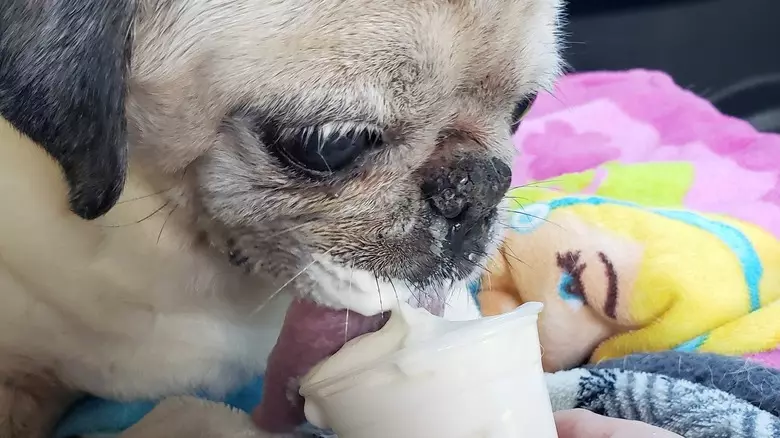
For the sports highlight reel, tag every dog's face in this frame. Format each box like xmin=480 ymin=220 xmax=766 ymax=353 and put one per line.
xmin=1 ymin=0 xmax=562 ymax=308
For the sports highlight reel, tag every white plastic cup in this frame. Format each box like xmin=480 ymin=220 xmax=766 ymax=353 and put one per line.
xmin=300 ymin=302 xmax=557 ymax=438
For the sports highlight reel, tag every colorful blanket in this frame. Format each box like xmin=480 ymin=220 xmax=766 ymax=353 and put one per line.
xmin=58 ymin=70 xmax=780 ymax=438
xmin=58 ymin=353 xmax=780 ymax=438
xmin=476 ymin=69 xmax=780 ymax=371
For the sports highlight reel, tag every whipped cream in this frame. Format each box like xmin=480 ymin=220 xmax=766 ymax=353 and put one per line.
xmin=300 ymin=301 xmax=557 ymax=438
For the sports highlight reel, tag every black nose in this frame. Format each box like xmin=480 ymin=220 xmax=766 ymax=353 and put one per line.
xmin=421 ymin=156 xmax=512 ymax=225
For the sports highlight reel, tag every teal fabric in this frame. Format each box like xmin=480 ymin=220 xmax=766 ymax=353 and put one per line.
xmin=54 ymin=376 xmax=264 ymax=438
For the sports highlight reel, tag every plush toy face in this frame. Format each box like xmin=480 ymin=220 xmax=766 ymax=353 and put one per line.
xmin=479 ymin=188 xmax=780 ymax=371
xmin=479 ymin=205 xmax=644 ymax=371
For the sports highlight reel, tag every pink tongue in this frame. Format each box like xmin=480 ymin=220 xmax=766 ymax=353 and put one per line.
xmin=251 ymin=298 xmax=390 ymax=434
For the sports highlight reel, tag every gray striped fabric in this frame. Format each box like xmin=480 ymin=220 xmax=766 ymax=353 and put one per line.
xmin=300 ymin=360 xmax=780 ymax=437
xmin=546 ymin=368 xmax=780 ymax=438
xmin=591 ymin=352 xmax=780 ymax=418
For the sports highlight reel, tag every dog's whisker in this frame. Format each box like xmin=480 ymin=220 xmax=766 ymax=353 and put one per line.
xmin=374 ymin=275 xmax=384 ymax=312
xmin=251 ymin=247 xmax=334 ymax=315
xmin=346 ymin=261 xmax=355 ymax=343
xmin=484 ymin=273 xmax=494 ymax=305
xmin=266 ymin=221 xmax=311 ymax=239
xmin=432 ymin=281 xmax=446 ymax=306
xmin=462 ymin=256 xmax=492 ymax=276
xmin=99 ymin=201 xmax=171 ymax=228
xmin=389 ymin=278 xmax=402 ymax=309
xmin=529 ymin=79 xmax=566 ymax=105
xmin=502 ymin=195 xmax=534 ymax=203
xmin=116 ymin=168 xmax=188 ymax=207
xmin=497 ymin=207 xmax=550 ymax=221
xmin=502 ymin=246 xmax=530 ymax=267
xmin=116 ymin=187 xmax=175 ymax=205
xmin=472 ymin=262 xmax=493 ymax=276
xmin=497 ymin=211 xmax=561 ymax=229
xmin=515 ymin=179 xmax=561 ymax=187
xmin=157 ymin=205 xmax=178 ymax=244
xmin=344 ymin=308 xmax=350 ymax=344
xmin=509 ymin=179 xmax=565 ymax=190
xmin=443 ymin=279 xmax=457 ymax=308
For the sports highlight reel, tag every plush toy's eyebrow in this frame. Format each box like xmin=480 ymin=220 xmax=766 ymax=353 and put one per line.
xmin=598 ymin=252 xmax=619 ymax=319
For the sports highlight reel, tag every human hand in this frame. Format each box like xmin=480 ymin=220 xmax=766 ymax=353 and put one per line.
xmin=554 ymin=409 xmax=683 ymax=438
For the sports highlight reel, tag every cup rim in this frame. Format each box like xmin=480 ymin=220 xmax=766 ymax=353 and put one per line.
xmin=300 ymin=301 xmax=544 ymax=397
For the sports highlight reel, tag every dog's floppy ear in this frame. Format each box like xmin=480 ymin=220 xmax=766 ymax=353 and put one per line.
xmin=0 ymin=0 xmax=135 ymax=220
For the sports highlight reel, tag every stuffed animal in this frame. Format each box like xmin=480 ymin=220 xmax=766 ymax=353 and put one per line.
xmin=475 ymin=172 xmax=780 ymax=372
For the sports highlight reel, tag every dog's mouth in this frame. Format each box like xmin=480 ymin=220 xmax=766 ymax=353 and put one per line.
xmin=251 ymin=295 xmax=445 ymax=434
xmin=247 ymin=204 xmax=504 ymax=433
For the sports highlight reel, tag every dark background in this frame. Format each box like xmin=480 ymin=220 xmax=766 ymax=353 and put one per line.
xmin=564 ymin=0 xmax=780 ymax=132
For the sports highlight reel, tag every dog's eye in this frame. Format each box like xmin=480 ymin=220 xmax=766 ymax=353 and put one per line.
xmin=510 ymin=93 xmax=538 ymax=134
xmin=272 ymin=125 xmax=383 ymax=173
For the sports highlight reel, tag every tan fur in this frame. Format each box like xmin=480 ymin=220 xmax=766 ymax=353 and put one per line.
xmin=0 ymin=119 xmax=290 ymax=436
xmin=0 ymin=0 xmax=562 ymax=435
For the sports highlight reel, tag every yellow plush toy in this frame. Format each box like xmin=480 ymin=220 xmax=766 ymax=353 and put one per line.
xmin=476 ymin=183 xmax=780 ymax=372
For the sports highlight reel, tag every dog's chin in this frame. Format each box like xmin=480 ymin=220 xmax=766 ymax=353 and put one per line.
xmin=305 ymin=207 xmax=507 ymax=317
xmin=253 ymin=206 xmax=508 ymax=433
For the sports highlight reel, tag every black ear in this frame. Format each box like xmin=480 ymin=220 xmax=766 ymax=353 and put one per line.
xmin=0 ymin=0 xmax=135 ymax=219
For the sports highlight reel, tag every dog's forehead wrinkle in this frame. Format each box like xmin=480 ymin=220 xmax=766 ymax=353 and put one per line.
xmin=132 ymin=0 xmax=559 ymax=130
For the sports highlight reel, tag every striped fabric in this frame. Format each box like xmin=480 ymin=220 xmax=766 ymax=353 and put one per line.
xmin=547 ymin=368 xmax=780 ymax=438
xmin=297 ymin=354 xmax=780 ymax=438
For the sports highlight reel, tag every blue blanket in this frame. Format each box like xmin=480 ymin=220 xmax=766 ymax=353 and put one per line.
xmin=55 ymin=352 xmax=780 ymax=438
xmin=55 ymin=377 xmax=264 ymax=438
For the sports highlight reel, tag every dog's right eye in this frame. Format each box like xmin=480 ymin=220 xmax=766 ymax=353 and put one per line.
xmin=510 ymin=93 xmax=538 ymax=134
xmin=267 ymin=124 xmax=383 ymax=174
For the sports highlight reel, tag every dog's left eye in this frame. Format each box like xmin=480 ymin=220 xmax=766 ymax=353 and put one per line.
xmin=510 ymin=93 xmax=538 ymax=134
xmin=272 ymin=125 xmax=383 ymax=173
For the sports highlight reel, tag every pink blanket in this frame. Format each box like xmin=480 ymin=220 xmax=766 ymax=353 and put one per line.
xmin=512 ymin=69 xmax=780 ymax=368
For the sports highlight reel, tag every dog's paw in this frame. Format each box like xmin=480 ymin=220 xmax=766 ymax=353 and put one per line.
xmin=120 ymin=396 xmax=266 ymax=438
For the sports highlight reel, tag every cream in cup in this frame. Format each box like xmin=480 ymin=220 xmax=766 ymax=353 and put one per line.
xmin=299 ymin=301 xmax=556 ymax=438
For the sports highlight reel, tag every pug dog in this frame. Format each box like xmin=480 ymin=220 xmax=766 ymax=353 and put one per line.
xmin=0 ymin=0 xmax=563 ymax=436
